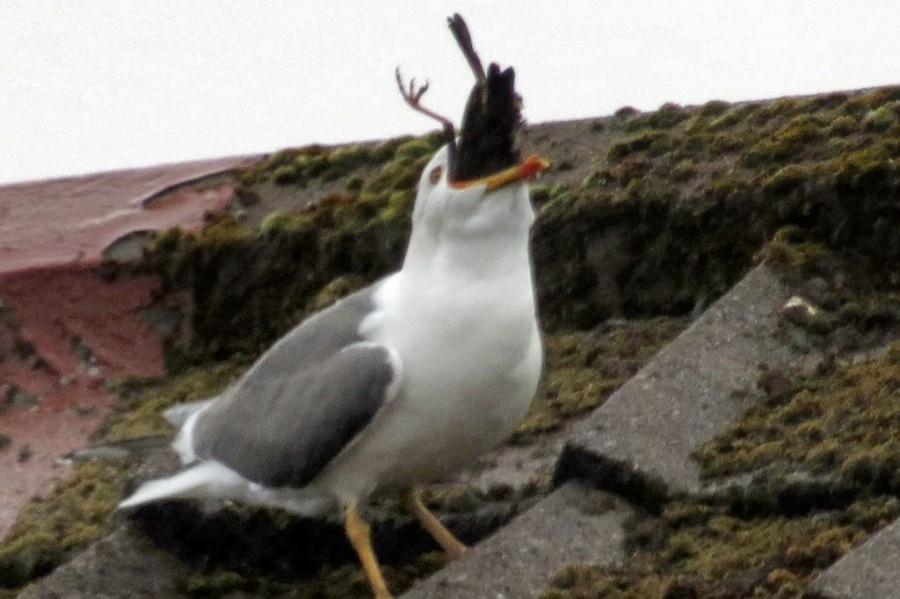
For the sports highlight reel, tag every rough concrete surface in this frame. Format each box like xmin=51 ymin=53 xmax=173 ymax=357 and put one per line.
xmin=557 ymin=264 xmax=795 ymax=505
xmin=14 ymin=450 xmax=187 ymax=598
xmin=17 ymin=526 xmax=189 ymax=599
xmin=806 ymin=517 xmax=900 ymax=599
xmin=403 ymin=482 xmax=632 ymax=599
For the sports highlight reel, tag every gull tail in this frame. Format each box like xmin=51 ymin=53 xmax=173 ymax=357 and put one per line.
xmin=118 ymin=461 xmax=245 ymax=510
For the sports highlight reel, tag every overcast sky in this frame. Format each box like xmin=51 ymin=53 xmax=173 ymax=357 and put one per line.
xmin=2 ymin=1 xmax=897 ymax=185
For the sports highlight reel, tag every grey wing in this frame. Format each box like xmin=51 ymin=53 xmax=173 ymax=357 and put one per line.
xmin=166 ymin=280 xmax=381 ymax=428
xmin=192 ymin=341 xmax=399 ymax=488
xmin=239 ymin=279 xmax=382 ymax=378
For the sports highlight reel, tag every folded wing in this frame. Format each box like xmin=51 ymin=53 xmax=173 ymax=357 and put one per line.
xmin=192 ymin=340 xmax=398 ymax=488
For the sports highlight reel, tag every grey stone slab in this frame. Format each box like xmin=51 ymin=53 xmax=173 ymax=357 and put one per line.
xmin=402 ymin=482 xmax=633 ymax=599
xmin=806 ymin=516 xmax=900 ymax=599
xmin=557 ymin=264 xmax=794 ymax=507
xmin=18 ymin=450 xmax=188 ymax=599
xmin=18 ymin=526 xmax=189 ymax=599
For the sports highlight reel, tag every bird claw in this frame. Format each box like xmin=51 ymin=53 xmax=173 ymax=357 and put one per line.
xmin=395 ymin=69 xmax=432 ymax=111
xmin=395 ymin=67 xmax=456 ymax=157
xmin=395 ymin=13 xmax=486 ymax=167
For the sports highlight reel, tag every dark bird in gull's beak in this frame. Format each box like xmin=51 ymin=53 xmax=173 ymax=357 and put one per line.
xmin=396 ymin=13 xmax=548 ymax=192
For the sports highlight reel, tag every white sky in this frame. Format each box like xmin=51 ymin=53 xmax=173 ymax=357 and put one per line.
xmin=1 ymin=1 xmax=897 ymax=185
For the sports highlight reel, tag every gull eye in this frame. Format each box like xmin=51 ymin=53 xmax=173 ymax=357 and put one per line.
xmin=429 ymin=165 xmax=442 ymax=185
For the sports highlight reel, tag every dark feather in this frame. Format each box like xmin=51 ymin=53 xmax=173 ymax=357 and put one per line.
xmin=453 ymin=63 xmax=522 ymax=181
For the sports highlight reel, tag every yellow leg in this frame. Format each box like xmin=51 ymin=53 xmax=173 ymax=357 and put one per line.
xmin=402 ymin=488 xmax=468 ymax=559
xmin=345 ymin=502 xmax=393 ymax=599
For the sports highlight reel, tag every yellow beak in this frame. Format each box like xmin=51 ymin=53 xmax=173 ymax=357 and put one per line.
xmin=450 ymin=155 xmax=550 ymax=191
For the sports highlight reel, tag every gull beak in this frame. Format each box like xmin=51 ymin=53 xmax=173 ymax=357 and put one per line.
xmin=451 ymin=155 xmax=550 ymax=192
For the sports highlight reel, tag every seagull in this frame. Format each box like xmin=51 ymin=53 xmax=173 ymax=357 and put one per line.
xmin=119 ymin=14 xmax=548 ymax=599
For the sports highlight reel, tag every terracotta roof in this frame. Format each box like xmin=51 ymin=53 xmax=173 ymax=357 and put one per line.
xmin=0 ymin=154 xmax=260 ymax=538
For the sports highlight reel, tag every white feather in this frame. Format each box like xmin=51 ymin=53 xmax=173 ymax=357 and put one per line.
xmin=170 ymin=401 xmax=213 ymax=465
xmin=118 ymin=461 xmax=246 ymax=509
xmin=163 ymin=398 xmax=216 ymax=427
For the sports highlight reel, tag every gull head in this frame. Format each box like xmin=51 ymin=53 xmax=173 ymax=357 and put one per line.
xmin=396 ymin=14 xmax=549 ymax=266
xmin=411 ymin=146 xmax=548 ymax=239
xmin=409 ymin=61 xmax=548 ymax=240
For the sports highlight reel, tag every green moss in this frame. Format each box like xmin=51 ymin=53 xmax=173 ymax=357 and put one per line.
xmin=393 ymin=138 xmax=435 ymax=161
xmin=605 ymin=158 xmax=651 ymax=186
xmin=554 ymin=324 xmax=897 ymax=597
xmin=420 ymin=474 xmax=550 ymax=514
xmin=707 ymin=128 xmax=752 ymax=153
xmin=829 ymin=115 xmax=858 ymax=136
xmin=798 ymin=92 xmax=850 ymax=113
xmin=742 ymin=115 xmax=825 ymax=166
xmin=742 ymin=138 xmax=789 ymax=166
xmin=695 ymin=344 xmax=900 ymax=487
xmin=616 ymin=177 xmax=677 ymax=204
xmin=543 ymin=496 xmax=900 ymax=598
xmin=713 ymin=104 xmax=761 ymax=130
xmin=238 ymin=137 xmax=415 ymax=190
xmin=365 ymin=140 xmax=437 ymax=196
xmin=530 ymin=183 xmax=552 ymax=203
xmin=100 ymin=361 xmax=247 ymax=443
xmin=289 ymin=149 xmax=327 ymax=181
xmin=512 ymin=318 xmax=687 ymax=443
xmin=755 ymin=226 xmax=831 ymax=273
xmin=305 ymin=274 xmax=367 ymax=312
xmin=670 ymin=159 xmax=697 ymax=182
xmin=196 ymin=213 xmax=253 ymax=246
xmin=625 ymin=103 xmax=688 ymax=131
xmin=294 ymin=151 xmax=328 ymax=179
xmin=608 ymin=131 xmax=671 ymax=163
xmin=840 ymin=88 xmax=900 ymax=118
xmin=0 ymin=461 xmax=134 ymax=589
xmin=705 ymin=174 xmax=752 ymax=201
xmin=762 ymin=163 xmax=816 ymax=196
xmin=181 ymin=552 xmax=447 ymax=598
xmin=773 ymin=276 xmax=900 ymax=354
xmin=697 ymin=100 xmax=730 ymax=118
xmin=775 ymin=114 xmax=826 ymax=146
xmin=258 ymin=209 xmax=311 ymax=233
xmin=833 ymin=142 xmax=900 ymax=190
xmin=705 ymin=110 xmax=744 ymax=132
xmin=240 ymin=145 xmax=328 ymax=187
xmin=378 ymin=190 xmax=415 ymax=223
xmin=271 ymin=164 xmax=300 ymax=185
xmin=535 ymin=185 xmax=575 ymax=214
xmin=753 ymin=97 xmax=803 ymax=124
xmin=861 ymin=86 xmax=900 ymax=108
xmin=322 ymin=144 xmax=377 ymax=181
xmin=862 ymin=102 xmax=900 ymax=132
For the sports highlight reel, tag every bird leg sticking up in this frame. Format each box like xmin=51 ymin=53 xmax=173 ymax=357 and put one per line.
xmin=402 ymin=489 xmax=468 ymax=559
xmin=448 ymin=15 xmax=523 ymax=182
xmin=447 ymin=13 xmax=486 ymax=83
xmin=345 ymin=502 xmax=393 ymax=599
xmin=395 ymin=68 xmax=457 ymax=166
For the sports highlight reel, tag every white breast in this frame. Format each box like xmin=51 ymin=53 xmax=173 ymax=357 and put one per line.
xmin=314 ymin=257 xmax=542 ymax=501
